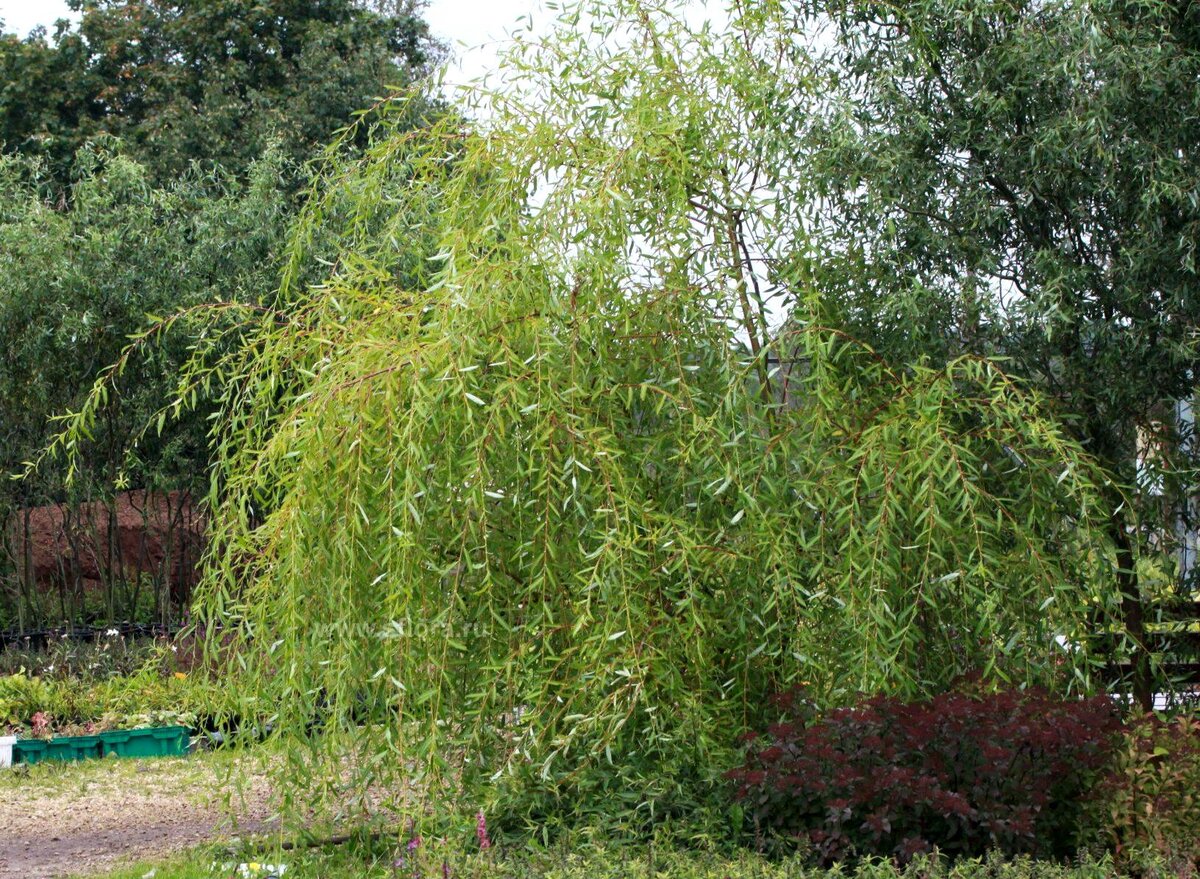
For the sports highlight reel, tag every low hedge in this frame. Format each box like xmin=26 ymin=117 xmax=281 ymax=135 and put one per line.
xmin=728 ymin=686 xmax=1123 ymax=862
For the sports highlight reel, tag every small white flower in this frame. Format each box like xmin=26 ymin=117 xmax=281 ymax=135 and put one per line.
xmin=105 ymin=628 xmax=119 ymax=637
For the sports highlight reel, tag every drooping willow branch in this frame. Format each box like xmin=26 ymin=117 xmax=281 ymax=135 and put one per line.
xmin=35 ymin=0 xmax=1131 ymax=836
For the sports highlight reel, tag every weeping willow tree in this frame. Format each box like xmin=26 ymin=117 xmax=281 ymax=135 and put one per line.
xmin=49 ymin=0 xmax=1127 ymax=836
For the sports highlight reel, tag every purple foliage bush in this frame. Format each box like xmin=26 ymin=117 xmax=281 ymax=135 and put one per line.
xmin=727 ymin=685 xmax=1123 ymax=863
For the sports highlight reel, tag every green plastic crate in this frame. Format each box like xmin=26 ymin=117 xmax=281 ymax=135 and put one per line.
xmin=99 ymin=726 xmax=189 ymax=758
xmin=13 ymin=734 xmax=103 ymax=765
xmin=12 ymin=726 xmax=190 ymax=765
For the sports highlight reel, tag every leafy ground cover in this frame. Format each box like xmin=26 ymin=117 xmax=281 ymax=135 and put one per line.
xmin=72 ymin=844 xmax=1140 ymax=879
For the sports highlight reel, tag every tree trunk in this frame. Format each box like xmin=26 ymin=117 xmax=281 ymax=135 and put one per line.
xmin=1111 ymin=507 xmax=1153 ymax=712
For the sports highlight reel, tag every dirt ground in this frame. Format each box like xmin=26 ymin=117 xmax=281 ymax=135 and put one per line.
xmin=0 ymin=751 xmax=273 ymax=878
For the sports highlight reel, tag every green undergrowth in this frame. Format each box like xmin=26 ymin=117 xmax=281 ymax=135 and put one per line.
xmin=1 ymin=664 xmax=226 ymax=737
xmin=77 ymin=843 xmax=1147 ymax=879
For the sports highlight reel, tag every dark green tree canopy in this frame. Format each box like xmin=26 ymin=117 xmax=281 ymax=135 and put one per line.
xmin=0 ymin=0 xmax=444 ymax=187
xmin=0 ymin=146 xmax=299 ymax=628
xmin=796 ymin=0 xmax=1200 ymax=474
xmin=0 ymin=0 xmax=445 ymax=628
xmin=0 ymin=146 xmax=294 ymax=504
xmin=790 ymin=0 xmax=1200 ymax=705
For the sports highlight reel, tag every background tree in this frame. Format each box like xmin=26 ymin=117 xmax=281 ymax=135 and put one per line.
xmin=790 ymin=0 xmax=1200 ymax=706
xmin=49 ymin=0 xmax=1130 ymax=834
xmin=0 ymin=0 xmax=445 ymax=628
xmin=0 ymin=146 xmax=293 ymax=627
xmin=0 ymin=0 xmax=444 ymax=188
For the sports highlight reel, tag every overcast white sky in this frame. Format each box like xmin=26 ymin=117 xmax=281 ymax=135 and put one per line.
xmin=0 ymin=0 xmax=71 ymax=35
xmin=0 ymin=0 xmax=555 ymax=91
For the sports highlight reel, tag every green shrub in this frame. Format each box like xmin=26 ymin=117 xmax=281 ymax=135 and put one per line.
xmin=87 ymin=666 xmax=224 ymax=728
xmin=0 ymin=673 xmax=60 ymax=725
xmin=1086 ymin=713 xmax=1200 ymax=870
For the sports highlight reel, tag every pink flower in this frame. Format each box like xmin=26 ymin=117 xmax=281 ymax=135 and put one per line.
xmin=31 ymin=712 xmax=50 ymax=737
xmin=475 ymin=810 xmax=491 ymax=851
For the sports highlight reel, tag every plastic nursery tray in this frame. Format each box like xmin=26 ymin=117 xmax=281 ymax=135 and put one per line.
xmin=12 ymin=734 xmax=103 ymax=765
xmin=98 ymin=726 xmax=189 ymax=758
xmin=12 ymin=726 xmax=189 ymax=765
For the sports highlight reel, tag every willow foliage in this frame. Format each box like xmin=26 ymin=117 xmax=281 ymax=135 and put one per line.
xmin=53 ymin=0 xmax=1126 ymax=834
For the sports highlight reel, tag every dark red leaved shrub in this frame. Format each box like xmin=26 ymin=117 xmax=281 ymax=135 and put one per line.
xmin=726 ymin=686 xmax=1122 ymax=863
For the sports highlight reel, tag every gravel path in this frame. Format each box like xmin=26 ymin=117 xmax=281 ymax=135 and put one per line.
xmin=0 ymin=752 xmax=274 ymax=878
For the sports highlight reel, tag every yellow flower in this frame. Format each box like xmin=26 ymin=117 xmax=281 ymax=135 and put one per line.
xmin=173 ymin=672 xmax=187 ymax=680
